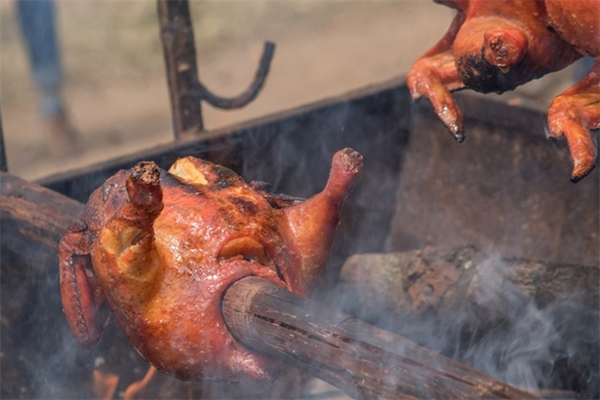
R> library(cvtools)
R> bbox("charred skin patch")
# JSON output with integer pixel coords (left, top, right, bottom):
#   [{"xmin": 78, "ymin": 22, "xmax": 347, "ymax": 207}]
[
  {"xmin": 127, "ymin": 162, "xmax": 163, "ymax": 219},
  {"xmin": 456, "ymin": 50, "xmax": 524, "ymax": 93},
  {"xmin": 227, "ymin": 196, "xmax": 260, "ymax": 216},
  {"xmin": 212, "ymin": 165, "xmax": 241, "ymax": 189}
]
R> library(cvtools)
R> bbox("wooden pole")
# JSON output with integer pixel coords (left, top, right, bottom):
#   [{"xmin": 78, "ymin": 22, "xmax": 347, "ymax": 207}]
[
  {"xmin": 0, "ymin": 172, "xmax": 83, "ymax": 333},
  {"xmin": 222, "ymin": 276, "xmax": 540, "ymax": 400},
  {"xmin": 0, "ymin": 172, "xmax": 82, "ymax": 264}
]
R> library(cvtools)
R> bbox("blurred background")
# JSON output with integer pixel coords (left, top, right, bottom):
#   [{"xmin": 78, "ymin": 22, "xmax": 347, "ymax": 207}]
[{"xmin": 0, "ymin": 0, "xmax": 581, "ymax": 181}]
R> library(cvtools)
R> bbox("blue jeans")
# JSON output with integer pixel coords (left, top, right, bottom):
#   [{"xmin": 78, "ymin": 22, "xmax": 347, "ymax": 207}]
[{"xmin": 17, "ymin": 0, "xmax": 65, "ymax": 117}]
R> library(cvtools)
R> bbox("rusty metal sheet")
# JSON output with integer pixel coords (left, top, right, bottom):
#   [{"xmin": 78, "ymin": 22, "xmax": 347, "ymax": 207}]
[{"xmin": 387, "ymin": 92, "xmax": 599, "ymax": 267}]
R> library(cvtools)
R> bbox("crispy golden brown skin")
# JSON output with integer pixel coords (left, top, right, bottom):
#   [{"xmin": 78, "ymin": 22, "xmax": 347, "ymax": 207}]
[
  {"xmin": 407, "ymin": 0, "xmax": 599, "ymax": 181},
  {"xmin": 59, "ymin": 149, "xmax": 363, "ymax": 383}
]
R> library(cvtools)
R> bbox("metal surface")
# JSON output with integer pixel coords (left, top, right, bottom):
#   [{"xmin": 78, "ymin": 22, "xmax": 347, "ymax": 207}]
[
  {"xmin": 387, "ymin": 93, "xmax": 599, "ymax": 266},
  {"xmin": 0, "ymin": 102, "xmax": 7, "ymax": 172}
]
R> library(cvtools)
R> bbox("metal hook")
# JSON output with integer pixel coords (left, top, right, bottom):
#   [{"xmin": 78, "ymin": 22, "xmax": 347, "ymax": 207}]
[
  {"xmin": 157, "ymin": 0, "xmax": 276, "ymax": 138},
  {"xmin": 189, "ymin": 41, "xmax": 275, "ymax": 109}
]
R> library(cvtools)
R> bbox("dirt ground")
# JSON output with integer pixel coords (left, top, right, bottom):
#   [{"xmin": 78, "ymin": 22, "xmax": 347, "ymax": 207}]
[{"xmin": 0, "ymin": 0, "xmax": 579, "ymax": 182}]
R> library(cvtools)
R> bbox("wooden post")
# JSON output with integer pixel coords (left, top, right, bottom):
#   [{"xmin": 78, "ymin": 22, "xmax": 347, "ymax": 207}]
[{"xmin": 222, "ymin": 276, "xmax": 541, "ymax": 400}]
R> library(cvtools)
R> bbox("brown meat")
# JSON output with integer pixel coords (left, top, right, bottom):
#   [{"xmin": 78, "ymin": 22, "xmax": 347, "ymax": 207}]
[
  {"xmin": 59, "ymin": 148, "xmax": 363, "ymax": 383},
  {"xmin": 407, "ymin": 0, "xmax": 599, "ymax": 181}
]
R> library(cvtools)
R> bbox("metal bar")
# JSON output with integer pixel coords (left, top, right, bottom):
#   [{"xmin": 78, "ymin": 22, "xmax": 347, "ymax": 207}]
[
  {"xmin": 157, "ymin": 0, "xmax": 204, "ymax": 137},
  {"xmin": 0, "ymin": 102, "xmax": 7, "ymax": 172},
  {"xmin": 156, "ymin": 0, "xmax": 276, "ymax": 139}
]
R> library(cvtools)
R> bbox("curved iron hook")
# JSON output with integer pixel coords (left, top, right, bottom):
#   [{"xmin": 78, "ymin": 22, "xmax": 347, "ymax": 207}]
[{"xmin": 190, "ymin": 41, "xmax": 275, "ymax": 109}]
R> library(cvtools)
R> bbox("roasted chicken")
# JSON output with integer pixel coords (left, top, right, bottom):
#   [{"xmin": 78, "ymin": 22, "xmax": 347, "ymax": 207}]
[
  {"xmin": 407, "ymin": 0, "xmax": 599, "ymax": 181},
  {"xmin": 59, "ymin": 148, "xmax": 363, "ymax": 383}
]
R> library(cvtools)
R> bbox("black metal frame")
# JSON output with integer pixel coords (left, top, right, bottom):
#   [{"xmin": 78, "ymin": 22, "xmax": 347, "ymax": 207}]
[
  {"xmin": 0, "ymin": 102, "xmax": 7, "ymax": 173},
  {"xmin": 157, "ymin": 0, "xmax": 275, "ymax": 138}
]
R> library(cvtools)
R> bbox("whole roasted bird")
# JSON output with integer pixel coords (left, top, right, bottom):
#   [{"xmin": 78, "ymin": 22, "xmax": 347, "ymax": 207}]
[
  {"xmin": 59, "ymin": 148, "xmax": 363, "ymax": 383},
  {"xmin": 407, "ymin": 0, "xmax": 599, "ymax": 181}
]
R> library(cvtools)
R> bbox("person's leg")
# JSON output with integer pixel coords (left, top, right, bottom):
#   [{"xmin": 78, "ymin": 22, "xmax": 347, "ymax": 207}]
[
  {"xmin": 17, "ymin": 0, "xmax": 78, "ymax": 153},
  {"xmin": 17, "ymin": 0, "xmax": 64, "ymax": 115}
]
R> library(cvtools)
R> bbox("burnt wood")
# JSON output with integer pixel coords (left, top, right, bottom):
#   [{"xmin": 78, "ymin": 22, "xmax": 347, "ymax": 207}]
[
  {"xmin": 1, "ymin": 173, "xmax": 92, "ymax": 399},
  {"xmin": 0, "ymin": 172, "xmax": 82, "ymax": 271},
  {"xmin": 335, "ymin": 246, "xmax": 599, "ymax": 314},
  {"xmin": 332, "ymin": 246, "xmax": 599, "ymax": 397},
  {"xmin": 222, "ymin": 276, "xmax": 541, "ymax": 400}
]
